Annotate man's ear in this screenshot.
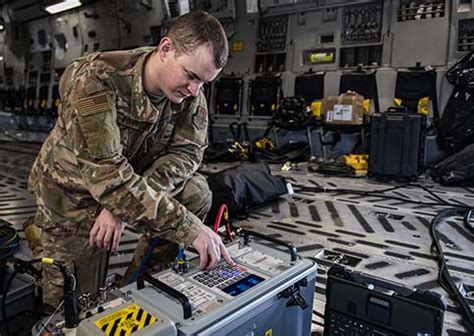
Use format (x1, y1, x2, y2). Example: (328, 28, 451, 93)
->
(158, 37, 173, 59)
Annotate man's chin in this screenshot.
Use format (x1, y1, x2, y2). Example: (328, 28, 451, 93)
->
(167, 93, 185, 104)
(170, 97, 184, 104)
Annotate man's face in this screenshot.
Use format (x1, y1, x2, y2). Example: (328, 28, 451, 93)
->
(158, 40, 222, 104)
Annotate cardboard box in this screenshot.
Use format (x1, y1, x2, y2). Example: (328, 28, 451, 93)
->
(322, 91, 364, 125)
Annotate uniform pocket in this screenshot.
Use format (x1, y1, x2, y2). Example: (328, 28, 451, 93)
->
(116, 113, 152, 158)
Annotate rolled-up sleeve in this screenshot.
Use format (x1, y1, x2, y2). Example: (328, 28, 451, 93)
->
(65, 71, 202, 247)
(143, 92, 208, 192)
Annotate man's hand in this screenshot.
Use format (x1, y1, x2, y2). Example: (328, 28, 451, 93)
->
(192, 225, 234, 270)
(89, 208, 124, 252)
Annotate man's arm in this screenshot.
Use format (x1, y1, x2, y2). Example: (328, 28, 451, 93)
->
(143, 91, 208, 193)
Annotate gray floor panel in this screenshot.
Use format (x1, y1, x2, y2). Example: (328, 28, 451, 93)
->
(1, 144, 473, 335)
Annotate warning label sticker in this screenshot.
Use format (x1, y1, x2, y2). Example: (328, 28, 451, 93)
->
(94, 304, 157, 336)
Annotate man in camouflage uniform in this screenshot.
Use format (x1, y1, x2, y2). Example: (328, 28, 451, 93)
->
(28, 11, 233, 308)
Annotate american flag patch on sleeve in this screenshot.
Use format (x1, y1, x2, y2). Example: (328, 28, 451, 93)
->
(76, 92, 111, 116)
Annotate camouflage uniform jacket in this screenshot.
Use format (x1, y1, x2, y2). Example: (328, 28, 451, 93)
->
(28, 47, 208, 247)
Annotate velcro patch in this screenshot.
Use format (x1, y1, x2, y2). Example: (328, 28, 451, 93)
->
(76, 93, 111, 116)
(193, 105, 207, 129)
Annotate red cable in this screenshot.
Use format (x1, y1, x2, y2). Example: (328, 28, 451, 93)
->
(213, 204, 233, 241)
(225, 222, 234, 242)
(213, 204, 228, 232)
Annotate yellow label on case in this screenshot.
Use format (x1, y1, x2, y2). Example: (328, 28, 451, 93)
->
(94, 304, 157, 336)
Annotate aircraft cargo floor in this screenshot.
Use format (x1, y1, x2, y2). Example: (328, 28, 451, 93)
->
(0, 140, 472, 335)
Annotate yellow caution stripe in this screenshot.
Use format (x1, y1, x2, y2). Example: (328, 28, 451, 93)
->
(94, 304, 157, 336)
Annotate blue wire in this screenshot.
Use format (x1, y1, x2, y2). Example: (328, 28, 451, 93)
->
(177, 247, 185, 260)
(126, 236, 161, 285)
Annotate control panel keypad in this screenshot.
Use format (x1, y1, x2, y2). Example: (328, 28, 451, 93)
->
(193, 264, 249, 289)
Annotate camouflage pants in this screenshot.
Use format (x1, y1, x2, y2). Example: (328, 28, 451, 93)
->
(31, 173, 211, 308)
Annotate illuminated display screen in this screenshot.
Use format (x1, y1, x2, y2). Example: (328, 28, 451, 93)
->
(303, 48, 336, 65)
(222, 274, 265, 297)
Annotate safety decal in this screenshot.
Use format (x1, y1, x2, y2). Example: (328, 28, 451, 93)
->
(94, 304, 157, 336)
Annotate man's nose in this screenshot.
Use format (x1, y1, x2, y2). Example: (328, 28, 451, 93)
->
(187, 81, 201, 97)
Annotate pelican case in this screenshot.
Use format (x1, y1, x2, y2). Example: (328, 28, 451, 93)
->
(368, 108, 426, 180)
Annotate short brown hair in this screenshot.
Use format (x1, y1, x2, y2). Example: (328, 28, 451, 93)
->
(165, 11, 228, 69)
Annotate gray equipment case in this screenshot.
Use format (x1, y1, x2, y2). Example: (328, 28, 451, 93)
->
(75, 234, 317, 336)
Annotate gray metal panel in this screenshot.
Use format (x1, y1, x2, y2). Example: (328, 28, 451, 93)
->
(324, 70, 341, 96)
(223, 1, 257, 75)
(260, 0, 295, 8)
(78, 3, 120, 55)
(450, 0, 474, 62)
(375, 67, 397, 111)
(27, 18, 53, 53)
(290, 9, 341, 73)
(436, 68, 452, 117)
(117, 0, 165, 49)
(391, 0, 450, 67)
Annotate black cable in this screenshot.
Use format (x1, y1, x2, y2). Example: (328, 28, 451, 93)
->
(430, 208, 474, 334)
(409, 183, 450, 205)
(1, 257, 79, 334)
(293, 183, 467, 208)
(310, 161, 355, 177)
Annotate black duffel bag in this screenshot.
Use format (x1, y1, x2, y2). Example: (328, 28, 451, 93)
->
(438, 52, 474, 153)
(207, 161, 288, 218)
(438, 90, 474, 153)
(431, 143, 474, 186)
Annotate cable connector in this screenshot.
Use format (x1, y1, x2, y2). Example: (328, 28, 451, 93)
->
(173, 248, 190, 274)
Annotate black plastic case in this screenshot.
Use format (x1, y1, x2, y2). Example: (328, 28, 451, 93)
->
(324, 265, 446, 336)
(368, 111, 425, 180)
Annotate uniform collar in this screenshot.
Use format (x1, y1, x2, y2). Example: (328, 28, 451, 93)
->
(130, 48, 163, 123)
